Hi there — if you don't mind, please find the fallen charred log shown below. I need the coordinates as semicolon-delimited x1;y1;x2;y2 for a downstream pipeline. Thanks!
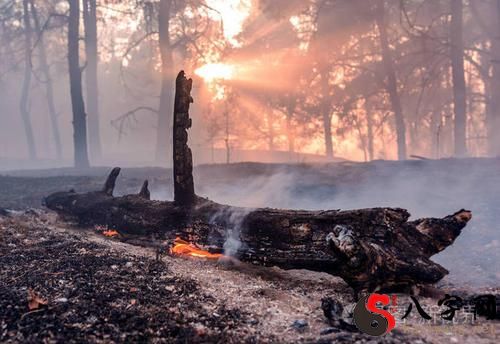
45;168;471;294
45;71;471;293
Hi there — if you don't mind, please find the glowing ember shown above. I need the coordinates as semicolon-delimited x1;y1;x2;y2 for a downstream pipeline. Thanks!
103;230;119;237
170;237;223;260
195;63;234;82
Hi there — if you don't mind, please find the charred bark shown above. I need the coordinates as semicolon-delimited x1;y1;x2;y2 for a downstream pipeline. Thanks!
173;71;195;206
45;169;471;294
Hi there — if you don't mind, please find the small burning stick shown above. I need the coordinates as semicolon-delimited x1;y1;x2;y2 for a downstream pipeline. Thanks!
95;225;119;238
170;237;223;260
103;230;119;237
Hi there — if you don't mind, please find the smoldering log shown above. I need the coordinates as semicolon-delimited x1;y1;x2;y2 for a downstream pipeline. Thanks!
44;70;472;293
45;170;471;293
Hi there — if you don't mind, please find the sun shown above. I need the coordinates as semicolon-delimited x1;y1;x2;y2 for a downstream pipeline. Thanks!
195;63;235;82
205;0;252;46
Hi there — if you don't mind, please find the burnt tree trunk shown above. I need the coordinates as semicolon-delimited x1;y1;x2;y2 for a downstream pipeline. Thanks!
46;70;472;294
68;0;90;168
173;71;195;206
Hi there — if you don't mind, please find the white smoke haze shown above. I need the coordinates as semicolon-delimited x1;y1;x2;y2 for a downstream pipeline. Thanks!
0;160;497;287
186;160;500;287
207;206;253;256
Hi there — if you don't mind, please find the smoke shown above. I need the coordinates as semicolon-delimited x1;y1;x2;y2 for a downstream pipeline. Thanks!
194;161;500;287
223;228;242;257
207;206;253;256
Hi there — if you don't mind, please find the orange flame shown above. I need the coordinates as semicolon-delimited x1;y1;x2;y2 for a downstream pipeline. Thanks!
170;237;223;260
103;230;119;237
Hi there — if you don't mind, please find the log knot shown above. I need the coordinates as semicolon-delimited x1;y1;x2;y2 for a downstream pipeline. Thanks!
326;225;364;268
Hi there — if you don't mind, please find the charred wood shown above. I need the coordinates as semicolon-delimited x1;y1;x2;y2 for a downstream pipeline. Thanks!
173;71;195;206
45;168;471;294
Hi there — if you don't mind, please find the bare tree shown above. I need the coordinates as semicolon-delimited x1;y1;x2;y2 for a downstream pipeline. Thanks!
364;97;375;161
155;0;175;164
319;65;334;158
284;95;297;156
20;0;36;159
487;0;500;156
68;0;89;168
83;0;101;162
450;0;467;157
375;0;406;160
29;0;62;159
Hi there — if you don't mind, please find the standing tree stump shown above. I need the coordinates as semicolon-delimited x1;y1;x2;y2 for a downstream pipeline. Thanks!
173;71;195;206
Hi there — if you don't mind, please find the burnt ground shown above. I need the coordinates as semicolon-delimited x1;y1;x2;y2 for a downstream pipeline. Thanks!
0;211;440;344
0;211;252;343
0;159;499;342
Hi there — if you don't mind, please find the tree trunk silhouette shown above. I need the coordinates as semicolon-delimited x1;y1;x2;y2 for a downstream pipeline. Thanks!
83;0;101;162
375;0;407;160
322;111;333;159
450;0;467;157
487;0;500;156
285;97;296;157
155;0;175;164
224;107;230;164
365;98;375;161
173;71;195;206
68;0;90;168
29;0;62;160
20;0;36;160
267;111;275;151
431;107;442;159
320;68;334;159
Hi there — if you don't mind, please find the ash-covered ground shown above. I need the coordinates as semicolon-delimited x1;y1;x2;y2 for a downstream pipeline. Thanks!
2;210;497;343
0;159;499;343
